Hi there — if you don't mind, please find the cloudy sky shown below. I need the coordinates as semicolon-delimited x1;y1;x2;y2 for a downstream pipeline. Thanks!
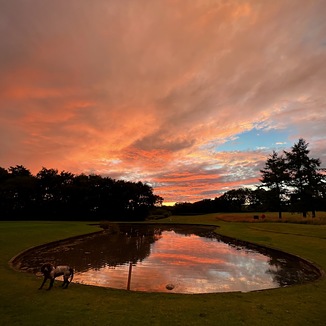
1;0;326;204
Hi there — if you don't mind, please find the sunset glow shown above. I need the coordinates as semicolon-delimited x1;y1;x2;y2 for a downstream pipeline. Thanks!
1;1;325;204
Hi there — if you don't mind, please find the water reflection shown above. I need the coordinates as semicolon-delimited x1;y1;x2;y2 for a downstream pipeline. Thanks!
16;224;320;294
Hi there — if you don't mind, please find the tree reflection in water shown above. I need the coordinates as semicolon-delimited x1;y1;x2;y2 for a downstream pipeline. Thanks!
15;224;321;294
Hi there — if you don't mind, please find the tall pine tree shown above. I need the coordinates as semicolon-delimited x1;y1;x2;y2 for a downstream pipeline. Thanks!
260;151;289;219
285;138;323;217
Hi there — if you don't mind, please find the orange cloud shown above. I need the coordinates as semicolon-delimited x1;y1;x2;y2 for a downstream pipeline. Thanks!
1;0;325;203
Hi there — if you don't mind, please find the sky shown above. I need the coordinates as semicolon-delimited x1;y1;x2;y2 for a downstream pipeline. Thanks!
1;0;326;205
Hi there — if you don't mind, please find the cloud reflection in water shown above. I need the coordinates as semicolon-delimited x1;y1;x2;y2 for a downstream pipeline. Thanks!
72;228;284;293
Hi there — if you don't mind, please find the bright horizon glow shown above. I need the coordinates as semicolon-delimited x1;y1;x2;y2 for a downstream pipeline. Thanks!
162;202;176;207
1;1;326;204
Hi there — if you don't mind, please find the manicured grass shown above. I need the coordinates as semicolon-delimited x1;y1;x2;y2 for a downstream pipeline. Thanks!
1;216;326;326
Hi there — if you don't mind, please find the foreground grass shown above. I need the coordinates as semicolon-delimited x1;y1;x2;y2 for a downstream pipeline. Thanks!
1;216;326;326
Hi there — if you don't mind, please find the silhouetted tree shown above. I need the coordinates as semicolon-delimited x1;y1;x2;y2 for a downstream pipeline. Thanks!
0;165;162;221
284;138;324;217
0;167;10;216
218;188;252;212
260;151;289;219
4;165;36;218
9;165;32;177
247;187;270;211
36;167;62;217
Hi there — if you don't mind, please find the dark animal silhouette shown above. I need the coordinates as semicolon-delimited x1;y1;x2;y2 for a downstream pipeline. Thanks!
39;263;74;290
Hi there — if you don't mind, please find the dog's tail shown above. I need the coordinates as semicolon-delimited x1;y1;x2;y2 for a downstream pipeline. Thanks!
69;267;74;282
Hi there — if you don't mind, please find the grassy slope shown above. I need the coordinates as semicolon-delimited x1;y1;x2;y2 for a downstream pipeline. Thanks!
0;215;325;326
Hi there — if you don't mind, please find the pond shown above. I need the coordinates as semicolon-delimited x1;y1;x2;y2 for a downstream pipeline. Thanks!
14;224;321;294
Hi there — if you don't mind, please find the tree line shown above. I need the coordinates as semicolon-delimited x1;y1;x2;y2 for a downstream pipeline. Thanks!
0;166;163;221
1;138;325;220
173;139;326;218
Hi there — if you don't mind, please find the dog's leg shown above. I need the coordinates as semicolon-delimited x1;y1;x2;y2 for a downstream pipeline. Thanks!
61;268;73;289
62;276;69;289
39;277;48;290
47;278;55;290
65;267;74;289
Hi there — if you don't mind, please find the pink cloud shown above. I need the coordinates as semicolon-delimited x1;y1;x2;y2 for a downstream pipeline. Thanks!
1;0;325;203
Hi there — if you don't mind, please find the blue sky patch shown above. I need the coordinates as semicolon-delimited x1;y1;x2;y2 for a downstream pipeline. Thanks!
216;128;290;152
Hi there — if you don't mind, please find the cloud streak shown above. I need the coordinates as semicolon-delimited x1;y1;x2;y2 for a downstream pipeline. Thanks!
1;0;326;204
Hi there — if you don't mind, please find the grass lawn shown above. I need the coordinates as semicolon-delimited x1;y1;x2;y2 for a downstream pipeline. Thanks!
1;214;326;326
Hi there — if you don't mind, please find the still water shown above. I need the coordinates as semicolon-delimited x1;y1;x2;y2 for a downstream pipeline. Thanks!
16;224;320;294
